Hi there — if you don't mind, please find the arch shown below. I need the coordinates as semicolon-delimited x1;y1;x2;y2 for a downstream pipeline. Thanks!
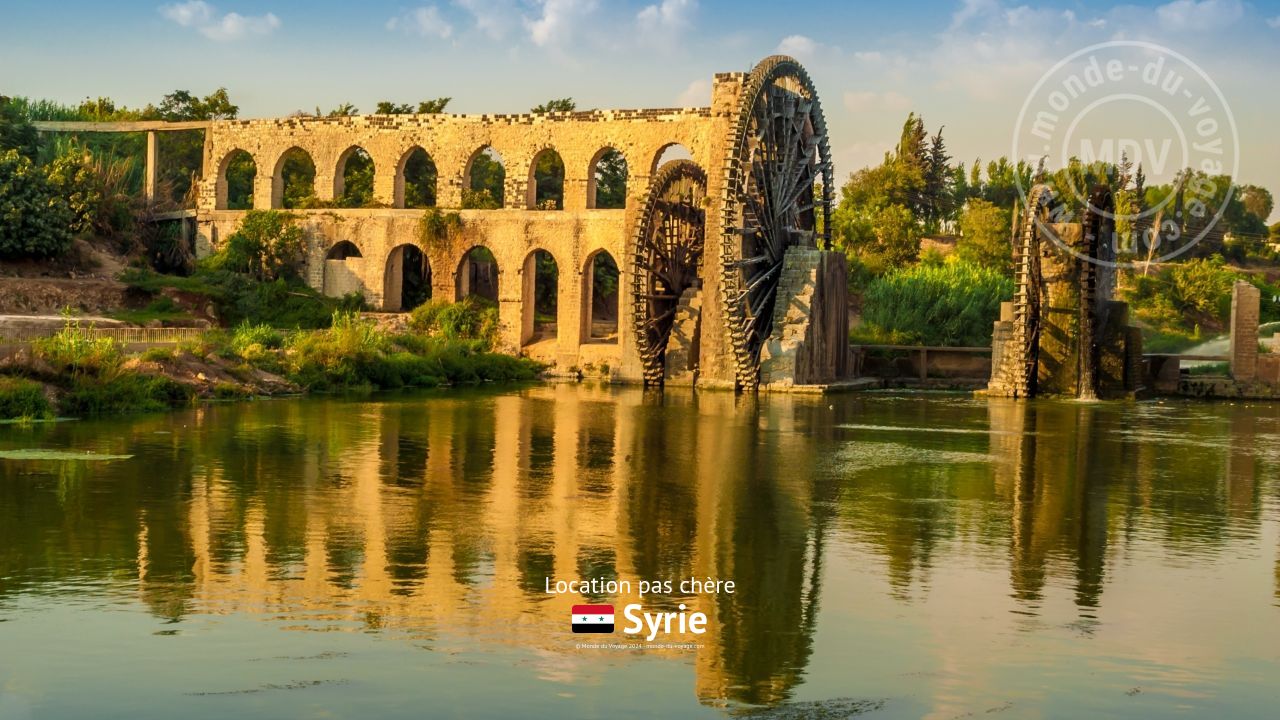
326;240;362;260
587;147;627;210
217;149;256;210
464;146;505;209
335;145;375;207
651;142;693;176
455;246;499;303
521;249;558;345
384;244;432;312
273;146;316;209
396;146;437;209
527;148;565;210
582;249;619;343
323;240;366;299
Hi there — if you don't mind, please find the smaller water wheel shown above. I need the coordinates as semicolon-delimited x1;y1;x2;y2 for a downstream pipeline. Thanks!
631;160;708;385
1007;184;1055;398
1079;184;1116;399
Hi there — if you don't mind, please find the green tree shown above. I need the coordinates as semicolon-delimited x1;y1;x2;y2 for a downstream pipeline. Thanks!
956;198;1012;274
532;98;576;114
466;149;505;208
0;96;38;159
0;149;75;258
375;98;451;114
870;204;921;265
211;210;305;282
593;149;627;209
417;98;451;114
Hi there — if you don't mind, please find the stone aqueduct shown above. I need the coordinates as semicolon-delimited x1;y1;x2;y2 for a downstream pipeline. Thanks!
196;56;849;389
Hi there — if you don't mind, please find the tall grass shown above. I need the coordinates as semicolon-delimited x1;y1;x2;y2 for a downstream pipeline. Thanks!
0;376;52;420
409;297;499;347
859;261;1014;347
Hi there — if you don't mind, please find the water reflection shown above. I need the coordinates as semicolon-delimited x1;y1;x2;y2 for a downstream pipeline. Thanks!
1;388;1279;715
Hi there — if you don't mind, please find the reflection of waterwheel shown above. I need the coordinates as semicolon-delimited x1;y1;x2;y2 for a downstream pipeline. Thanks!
631;160;707;385
720;55;833;389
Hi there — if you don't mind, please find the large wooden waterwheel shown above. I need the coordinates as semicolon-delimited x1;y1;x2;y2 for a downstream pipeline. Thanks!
719;55;834;389
631;160;708;385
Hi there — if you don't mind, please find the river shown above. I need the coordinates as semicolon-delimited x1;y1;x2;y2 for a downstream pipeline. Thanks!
2;386;1278;719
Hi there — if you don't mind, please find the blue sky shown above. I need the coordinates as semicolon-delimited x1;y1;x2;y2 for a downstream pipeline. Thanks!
3;0;1280;214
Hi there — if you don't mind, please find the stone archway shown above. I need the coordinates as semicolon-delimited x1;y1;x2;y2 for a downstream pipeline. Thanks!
384;244;432;312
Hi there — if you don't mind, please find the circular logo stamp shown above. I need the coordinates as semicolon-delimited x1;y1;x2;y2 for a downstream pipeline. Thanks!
1012;40;1239;267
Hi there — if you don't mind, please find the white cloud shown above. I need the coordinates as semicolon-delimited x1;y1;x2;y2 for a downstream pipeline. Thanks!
843;90;912;113
159;1;279;41
454;0;517;40
524;0;597;49
1266;15;1280;28
677;78;710;106
637;0;696;36
387;5;454;39
774;34;841;63
1155;0;1243;32
160;0;213;27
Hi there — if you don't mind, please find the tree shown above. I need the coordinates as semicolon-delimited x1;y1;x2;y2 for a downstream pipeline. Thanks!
0;149;75;258
923;127;953;229
593;149;627;209
213;210;305;282
870;204;921;265
375;97;451;114
417;98;451;114
376;101;413;114
466;150;505;208
531;98;576;114
0;96;38;160
956;199;1012;274
317;103;358;117
1240;185;1274;227
151;88;238;121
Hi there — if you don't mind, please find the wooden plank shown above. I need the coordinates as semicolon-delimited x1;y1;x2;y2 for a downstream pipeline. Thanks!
851;344;992;353
32;120;211;132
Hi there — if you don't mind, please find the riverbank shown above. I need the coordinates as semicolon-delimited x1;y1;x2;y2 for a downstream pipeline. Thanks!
0;310;543;421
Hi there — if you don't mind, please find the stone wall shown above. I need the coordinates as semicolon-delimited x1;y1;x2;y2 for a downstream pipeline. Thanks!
759;247;851;388
196;73;749;379
1230;280;1261;382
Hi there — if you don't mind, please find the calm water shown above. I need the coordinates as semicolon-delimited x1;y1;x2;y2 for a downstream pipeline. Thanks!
2;386;1279;719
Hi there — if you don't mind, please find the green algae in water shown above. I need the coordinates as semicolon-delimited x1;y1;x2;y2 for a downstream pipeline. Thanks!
0;449;132;461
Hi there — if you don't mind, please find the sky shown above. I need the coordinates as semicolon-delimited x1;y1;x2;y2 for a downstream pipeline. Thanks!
3;0;1280;219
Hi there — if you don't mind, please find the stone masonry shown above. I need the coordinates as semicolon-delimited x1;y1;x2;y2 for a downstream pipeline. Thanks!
196;72;751;382
758;246;851;388
1230;280;1260;382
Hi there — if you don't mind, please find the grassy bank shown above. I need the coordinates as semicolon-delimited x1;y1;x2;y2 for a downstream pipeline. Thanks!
0;301;541;421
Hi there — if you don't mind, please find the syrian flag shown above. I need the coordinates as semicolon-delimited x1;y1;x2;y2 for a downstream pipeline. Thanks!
571;604;615;633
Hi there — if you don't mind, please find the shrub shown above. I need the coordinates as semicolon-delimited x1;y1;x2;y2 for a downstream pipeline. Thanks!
408;297;500;347
58;373;191;416
230;321;285;353
956;198;1012;274
0;376;51;420
858;260;1014;346
44;149;136;238
1166;257;1236;319
206;210;305;282
32;317;123;378
0;149;75;258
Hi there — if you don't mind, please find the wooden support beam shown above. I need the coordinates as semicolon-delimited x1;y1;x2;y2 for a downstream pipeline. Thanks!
144;131;159;203
32;120;211;132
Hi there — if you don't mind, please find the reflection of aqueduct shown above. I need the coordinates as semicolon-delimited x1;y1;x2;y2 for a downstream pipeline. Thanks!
196;56;848;389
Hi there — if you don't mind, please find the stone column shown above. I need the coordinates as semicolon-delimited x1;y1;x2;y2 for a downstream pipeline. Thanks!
1230;280;1260;382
